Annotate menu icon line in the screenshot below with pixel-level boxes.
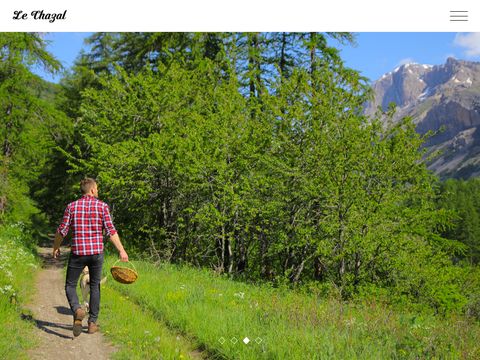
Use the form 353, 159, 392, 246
449, 10, 469, 22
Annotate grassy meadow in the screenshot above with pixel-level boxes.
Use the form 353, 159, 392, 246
102, 256, 480, 360
0, 223, 40, 360
100, 284, 202, 359
1, 226, 479, 359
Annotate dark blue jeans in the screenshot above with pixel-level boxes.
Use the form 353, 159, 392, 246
65, 252, 104, 323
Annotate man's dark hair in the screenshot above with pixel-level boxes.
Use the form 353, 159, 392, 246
80, 178, 97, 195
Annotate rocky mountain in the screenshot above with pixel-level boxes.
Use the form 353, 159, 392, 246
365, 57, 480, 179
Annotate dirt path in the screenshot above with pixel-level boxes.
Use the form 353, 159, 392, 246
25, 245, 117, 359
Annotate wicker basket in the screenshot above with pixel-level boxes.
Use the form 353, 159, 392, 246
110, 260, 138, 284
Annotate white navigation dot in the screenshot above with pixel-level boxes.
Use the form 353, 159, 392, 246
243, 337, 250, 344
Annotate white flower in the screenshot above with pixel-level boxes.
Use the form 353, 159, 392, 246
234, 292, 245, 299
0, 285, 13, 294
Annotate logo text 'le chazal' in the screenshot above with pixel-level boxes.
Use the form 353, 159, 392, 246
13, 10, 67, 23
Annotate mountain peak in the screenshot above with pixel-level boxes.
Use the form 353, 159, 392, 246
366, 58, 480, 179
446, 57, 458, 64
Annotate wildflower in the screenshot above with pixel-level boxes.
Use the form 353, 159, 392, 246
0, 285, 13, 294
234, 292, 245, 299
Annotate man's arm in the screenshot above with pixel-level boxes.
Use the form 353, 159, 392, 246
109, 233, 129, 262
53, 205, 71, 258
103, 203, 128, 261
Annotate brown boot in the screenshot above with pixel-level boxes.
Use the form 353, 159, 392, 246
73, 308, 86, 337
88, 321, 99, 334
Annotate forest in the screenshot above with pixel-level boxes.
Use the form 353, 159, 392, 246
1, 32, 480, 318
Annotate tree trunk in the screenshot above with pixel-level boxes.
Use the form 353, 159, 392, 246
0, 195, 6, 216
309, 32, 316, 75
314, 256, 326, 281
236, 233, 247, 273
227, 238, 234, 274
259, 228, 270, 278
279, 32, 287, 76
3, 104, 13, 157
353, 252, 361, 287
220, 225, 226, 273
248, 33, 262, 99
291, 259, 306, 284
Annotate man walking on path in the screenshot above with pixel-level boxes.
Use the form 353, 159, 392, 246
53, 178, 128, 337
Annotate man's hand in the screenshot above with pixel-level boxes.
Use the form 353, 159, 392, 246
119, 250, 129, 262
53, 232, 63, 259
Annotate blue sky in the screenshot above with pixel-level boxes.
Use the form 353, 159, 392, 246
33, 32, 480, 84
33, 32, 92, 83
336, 33, 480, 82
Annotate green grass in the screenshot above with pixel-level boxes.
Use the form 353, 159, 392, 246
100, 284, 203, 359
104, 257, 480, 360
0, 223, 40, 359
0, 297, 37, 360
67, 252, 202, 359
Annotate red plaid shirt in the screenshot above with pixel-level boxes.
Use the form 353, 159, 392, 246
56, 195, 117, 256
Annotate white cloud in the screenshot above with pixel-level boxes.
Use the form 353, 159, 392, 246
454, 33, 480, 57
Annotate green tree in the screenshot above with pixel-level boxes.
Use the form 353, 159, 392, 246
437, 178, 480, 264
0, 33, 64, 221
